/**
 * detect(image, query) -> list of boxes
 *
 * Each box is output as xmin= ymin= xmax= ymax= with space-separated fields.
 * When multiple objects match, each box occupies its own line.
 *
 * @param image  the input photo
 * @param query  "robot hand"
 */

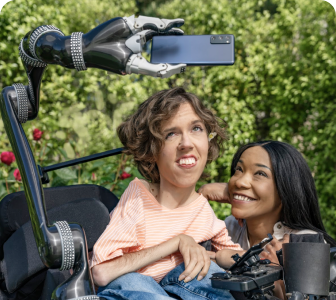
xmin=19 ymin=15 xmax=186 ymax=78
xmin=123 ymin=15 xmax=186 ymax=78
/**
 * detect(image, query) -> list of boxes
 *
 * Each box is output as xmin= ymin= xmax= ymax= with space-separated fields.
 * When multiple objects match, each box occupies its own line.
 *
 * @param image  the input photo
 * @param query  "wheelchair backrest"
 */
xmin=0 ymin=184 xmax=119 ymax=295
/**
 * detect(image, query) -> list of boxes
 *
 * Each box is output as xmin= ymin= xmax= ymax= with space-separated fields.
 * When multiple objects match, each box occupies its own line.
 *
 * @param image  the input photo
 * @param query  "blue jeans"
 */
xmin=97 ymin=261 xmax=234 ymax=300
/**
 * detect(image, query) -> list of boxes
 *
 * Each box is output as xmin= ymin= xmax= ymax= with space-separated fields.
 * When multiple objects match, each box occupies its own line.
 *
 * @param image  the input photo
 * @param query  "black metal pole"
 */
xmin=43 ymin=147 xmax=124 ymax=173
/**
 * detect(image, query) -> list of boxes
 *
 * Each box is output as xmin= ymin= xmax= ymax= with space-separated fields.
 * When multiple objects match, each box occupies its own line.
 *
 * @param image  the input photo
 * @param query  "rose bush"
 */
xmin=0 ymin=152 xmax=15 ymax=166
xmin=120 ymin=171 xmax=131 ymax=180
xmin=33 ymin=129 xmax=43 ymax=141
xmin=1 ymin=0 xmax=335 ymax=238
xmin=0 ymin=0 xmax=141 ymax=200
xmin=13 ymin=169 xmax=21 ymax=182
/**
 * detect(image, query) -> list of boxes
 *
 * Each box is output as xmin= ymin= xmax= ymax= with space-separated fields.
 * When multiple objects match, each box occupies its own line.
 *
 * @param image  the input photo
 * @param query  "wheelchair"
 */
xmin=0 ymin=13 xmax=336 ymax=300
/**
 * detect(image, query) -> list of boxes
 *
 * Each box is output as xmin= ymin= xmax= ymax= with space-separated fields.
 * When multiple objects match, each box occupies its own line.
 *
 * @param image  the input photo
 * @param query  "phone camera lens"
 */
xmin=211 ymin=36 xmax=215 ymax=40
xmin=219 ymin=36 xmax=223 ymax=40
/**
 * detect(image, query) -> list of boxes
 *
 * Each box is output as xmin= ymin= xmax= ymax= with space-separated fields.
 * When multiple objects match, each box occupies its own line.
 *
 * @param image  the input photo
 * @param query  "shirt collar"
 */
xmin=273 ymin=221 xmax=287 ymax=240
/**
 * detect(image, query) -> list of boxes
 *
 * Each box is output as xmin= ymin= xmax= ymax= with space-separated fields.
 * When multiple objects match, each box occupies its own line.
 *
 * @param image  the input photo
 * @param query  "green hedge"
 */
xmin=0 ymin=0 xmax=335 ymax=237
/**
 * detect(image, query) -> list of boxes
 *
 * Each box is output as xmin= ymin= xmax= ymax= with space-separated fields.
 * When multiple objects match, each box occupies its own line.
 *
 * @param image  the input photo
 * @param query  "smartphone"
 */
xmin=150 ymin=35 xmax=235 ymax=66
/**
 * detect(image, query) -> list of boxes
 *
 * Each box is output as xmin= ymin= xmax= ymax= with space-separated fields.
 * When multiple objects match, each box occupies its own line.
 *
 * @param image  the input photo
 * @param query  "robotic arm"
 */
xmin=19 ymin=15 xmax=186 ymax=120
xmin=0 ymin=15 xmax=186 ymax=300
xmin=20 ymin=15 xmax=185 ymax=76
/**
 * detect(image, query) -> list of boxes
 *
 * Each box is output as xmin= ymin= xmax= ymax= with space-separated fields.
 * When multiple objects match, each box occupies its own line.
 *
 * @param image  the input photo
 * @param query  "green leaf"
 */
xmin=51 ymin=176 xmax=68 ymax=187
xmin=0 ymin=183 xmax=7 ymax=200
xmin=89 ymin=160 xmax=106 ymax=172
xmin=54 ymin=168 xmax=77 ymax=181
xmin=99 ymin=176 xmax=114 ymax=183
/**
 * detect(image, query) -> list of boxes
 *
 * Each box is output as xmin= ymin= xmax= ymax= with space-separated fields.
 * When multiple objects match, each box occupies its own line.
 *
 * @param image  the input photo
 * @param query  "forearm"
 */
xmin=21 ymin=17 xmax=132 ymax=72
xmin=92 ymin=235 xmax=180 ymax=286
xmin=215 ymin=249 xmax=246 ymax=269
xmin=273 ymin=280 xmax=286 ymax=300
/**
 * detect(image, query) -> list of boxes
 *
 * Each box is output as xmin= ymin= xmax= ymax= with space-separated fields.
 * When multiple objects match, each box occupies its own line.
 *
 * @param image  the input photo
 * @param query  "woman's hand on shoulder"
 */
xmin=198 ymin=182 xmax=230 ymax=203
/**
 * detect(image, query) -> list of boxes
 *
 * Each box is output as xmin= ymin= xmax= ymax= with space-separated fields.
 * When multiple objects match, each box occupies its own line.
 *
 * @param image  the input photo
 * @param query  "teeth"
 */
xmin=178 ymin=157 xmax=196 ymax=165
xmin=233 ymin=195 xmax=254 ymax=202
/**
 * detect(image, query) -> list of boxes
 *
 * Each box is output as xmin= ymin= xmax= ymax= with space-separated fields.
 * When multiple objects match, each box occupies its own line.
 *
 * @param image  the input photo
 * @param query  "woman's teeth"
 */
xmin=233 ymin=194 xmax=255 ymax=202
xmin=178 ymin=157 xmax=196 ymax=165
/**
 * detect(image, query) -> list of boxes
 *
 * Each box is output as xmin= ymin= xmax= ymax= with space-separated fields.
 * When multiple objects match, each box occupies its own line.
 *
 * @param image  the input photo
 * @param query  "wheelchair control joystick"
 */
xmin=211 ymin=234 xmax=283 ymax=300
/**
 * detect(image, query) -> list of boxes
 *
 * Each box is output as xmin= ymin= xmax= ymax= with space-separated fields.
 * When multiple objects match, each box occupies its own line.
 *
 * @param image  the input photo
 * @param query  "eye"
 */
xmin=235 ymin=166 xmax=243 ymax=173
xmin=255 ymin=170 xmax=268 ymax=178
xmin=165 ymin=132 xmax=176 ymax=139
xmin=192 ymin=125 xmax=203 ymax=132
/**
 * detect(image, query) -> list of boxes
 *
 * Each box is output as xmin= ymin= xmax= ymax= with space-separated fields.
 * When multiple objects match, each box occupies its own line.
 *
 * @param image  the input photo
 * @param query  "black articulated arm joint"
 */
xmin=0 ymin=15 xmax=185 ymax=300
xmin=19 ymin=15 xmax=185 ymax=120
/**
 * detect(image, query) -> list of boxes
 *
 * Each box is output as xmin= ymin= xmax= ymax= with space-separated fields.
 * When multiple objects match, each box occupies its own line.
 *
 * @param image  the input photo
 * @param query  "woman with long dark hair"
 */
xmin=200 ymin=140 xmax=336 ymax=251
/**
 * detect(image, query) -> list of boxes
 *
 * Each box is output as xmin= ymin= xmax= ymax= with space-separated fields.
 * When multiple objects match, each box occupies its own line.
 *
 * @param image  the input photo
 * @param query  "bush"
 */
xmin=1 ymin=0 xmax=335 ymax=237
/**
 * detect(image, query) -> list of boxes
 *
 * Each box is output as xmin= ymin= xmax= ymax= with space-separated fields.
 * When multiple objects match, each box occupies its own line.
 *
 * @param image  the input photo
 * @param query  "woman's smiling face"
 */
xmin=155 ymin=102 xmax=209 ymax=189
xmin=228 ymin=146 xmax=282 ymax=221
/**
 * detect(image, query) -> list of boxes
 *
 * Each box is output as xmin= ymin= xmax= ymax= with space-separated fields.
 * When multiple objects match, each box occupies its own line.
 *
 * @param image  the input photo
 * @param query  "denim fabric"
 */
xmin=159 ymin=262 xmax=234 ymax=300
xmin=97 ymin=272 xmax=174 ymax=300
xmin=97 ymin=262 xmax=234 ymax=300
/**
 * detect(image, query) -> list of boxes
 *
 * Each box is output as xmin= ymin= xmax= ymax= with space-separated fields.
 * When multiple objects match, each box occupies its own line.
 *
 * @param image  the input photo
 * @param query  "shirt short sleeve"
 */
xmin=211 ymin=224 xmax=243 ymax=251
xmin=91 ymin=180 xmax=145 ymax=268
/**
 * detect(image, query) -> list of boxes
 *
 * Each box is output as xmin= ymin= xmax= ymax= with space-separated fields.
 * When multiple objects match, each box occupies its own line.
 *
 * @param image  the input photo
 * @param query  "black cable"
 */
xmin=269 ymin=261 xmax=285 ymax=282
xmin=249 ymin=276 xmax=262 ymax=292
xmin=269 ymin=261 xmax=283 ymax=269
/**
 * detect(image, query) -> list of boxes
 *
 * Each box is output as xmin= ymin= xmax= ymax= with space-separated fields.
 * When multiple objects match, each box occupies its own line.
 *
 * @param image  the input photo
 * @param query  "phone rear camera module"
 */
xmin=210 ymin=35 xmax=231 ymax=44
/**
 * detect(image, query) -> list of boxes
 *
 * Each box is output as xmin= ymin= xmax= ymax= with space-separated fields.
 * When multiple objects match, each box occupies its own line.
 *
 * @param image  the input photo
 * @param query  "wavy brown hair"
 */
xmin=117 ymin=87 xmax=227 ymax=183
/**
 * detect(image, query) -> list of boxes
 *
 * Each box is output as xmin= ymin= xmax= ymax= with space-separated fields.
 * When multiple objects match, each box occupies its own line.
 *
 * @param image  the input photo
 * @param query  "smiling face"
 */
xmin=228 ymin=146 xmax=282 ymax=221
xmin=155 ymin=102 xmax=209 ymax=189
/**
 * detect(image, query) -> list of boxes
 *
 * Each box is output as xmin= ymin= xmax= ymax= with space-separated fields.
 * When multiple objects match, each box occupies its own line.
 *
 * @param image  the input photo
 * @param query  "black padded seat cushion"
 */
xmin=1 ymin=197 xmax=111 ymax=294
xmin=40 ymin=269 xmax=71 ymax=300
xmin=0 ymin=184 xmax=118 ymax=260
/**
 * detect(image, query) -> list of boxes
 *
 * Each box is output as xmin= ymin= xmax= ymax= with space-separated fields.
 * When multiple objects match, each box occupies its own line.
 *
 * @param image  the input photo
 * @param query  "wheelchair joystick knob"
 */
xmin=259 ymin=258 xmax=271 ymax=265
xmin=231 ymin=253 xmax=241 ymax=262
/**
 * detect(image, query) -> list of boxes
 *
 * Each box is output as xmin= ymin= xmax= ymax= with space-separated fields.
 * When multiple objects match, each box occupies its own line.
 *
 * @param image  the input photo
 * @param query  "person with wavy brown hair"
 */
xmin=117 ymin=87 xmax=227 ymax=183
xmin=91 ymin=87 xmax=244 ymax=300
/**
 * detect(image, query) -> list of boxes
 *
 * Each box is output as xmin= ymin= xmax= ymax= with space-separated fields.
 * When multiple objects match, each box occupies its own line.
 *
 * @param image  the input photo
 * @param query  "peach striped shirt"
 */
xmin=91 ymin=178 xmax=242 ymax=282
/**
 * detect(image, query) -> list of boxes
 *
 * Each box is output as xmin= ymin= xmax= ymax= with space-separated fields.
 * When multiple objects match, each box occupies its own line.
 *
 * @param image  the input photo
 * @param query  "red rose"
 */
xmin=13 ymin=169 xmax=22 ymax=181
xmin=120 ymin=171 xmax=131 ymax=180
xmin=0 ymin=151 xmax=15 ymax=166
xmin=33 ymin=128 xmax=43 ymax=141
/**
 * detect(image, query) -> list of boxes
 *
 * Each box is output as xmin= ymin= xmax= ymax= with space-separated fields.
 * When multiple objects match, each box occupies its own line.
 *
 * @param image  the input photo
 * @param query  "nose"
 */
xmin=234 ymin=173 xmax=251 ymax=189
xmin=177 ymin=133 xmax=194 ymax=151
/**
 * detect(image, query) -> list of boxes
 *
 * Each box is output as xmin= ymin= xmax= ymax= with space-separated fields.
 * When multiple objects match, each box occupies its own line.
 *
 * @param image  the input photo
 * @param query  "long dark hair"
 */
xmin=230 ymin=140 xmax=336 ymax=247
